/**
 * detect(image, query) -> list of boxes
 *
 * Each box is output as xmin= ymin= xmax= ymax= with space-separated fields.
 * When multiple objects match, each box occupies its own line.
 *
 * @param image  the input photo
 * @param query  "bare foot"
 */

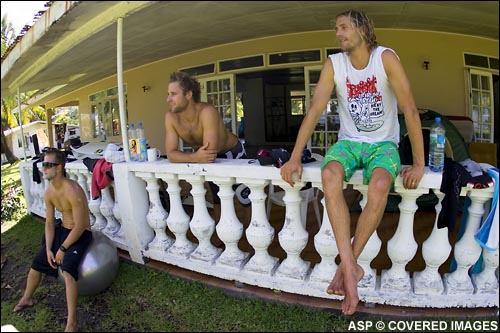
xmin=13 ymin=299 xmax=34 ymax=312
xmin=327 ymin=267 xmax=344 ymax=295
xmin=65 ymin=323 xmax=79 ymax=332
xmin=341 ymin=263 xmax=364 ymax=315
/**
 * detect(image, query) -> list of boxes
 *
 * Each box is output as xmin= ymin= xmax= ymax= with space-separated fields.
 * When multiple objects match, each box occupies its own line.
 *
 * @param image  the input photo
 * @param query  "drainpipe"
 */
xmin=116 ymin=17 xmax=130 ymax=161
xmin=17 ymin=87 xmax=27 ymax=161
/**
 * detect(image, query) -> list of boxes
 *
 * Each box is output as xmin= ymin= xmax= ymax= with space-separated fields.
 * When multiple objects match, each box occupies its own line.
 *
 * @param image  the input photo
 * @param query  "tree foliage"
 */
xmin=2 ymin=13 xmax=47 ymax=163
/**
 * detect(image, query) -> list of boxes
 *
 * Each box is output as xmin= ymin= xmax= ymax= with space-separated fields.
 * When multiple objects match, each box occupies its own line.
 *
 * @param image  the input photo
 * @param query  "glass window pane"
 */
xmin=221 ymin=92 xmax=231 ymax=106
xmin=471 ymin=74 xmax=479 ymax=89
xmin=207 ymin=94 xmax=217 ymax=106
xmin=207 ymin=81 xmax=217 ymax=93
xmin=219 ymin=79 xmax=230 ymax=92
xmin=480 ymin=76 xmax=490 ymax=90
xmin=481 ymin=92 xmax=491 ymax=106
xmin=472 ymin=91 xmax=480 ymax=105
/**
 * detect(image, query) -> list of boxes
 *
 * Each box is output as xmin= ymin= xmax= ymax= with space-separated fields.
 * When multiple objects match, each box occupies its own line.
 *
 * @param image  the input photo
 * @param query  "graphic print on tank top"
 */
xmin=346 ymin=75 xmax=384 ymax=132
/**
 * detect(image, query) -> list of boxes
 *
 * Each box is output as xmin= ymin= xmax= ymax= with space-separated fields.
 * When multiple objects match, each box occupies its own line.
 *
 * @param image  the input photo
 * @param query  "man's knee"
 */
xmin=369 ymin=168 xmax=393 ymax=193
xmin=321 ymin=161 xmax=344 ymax=184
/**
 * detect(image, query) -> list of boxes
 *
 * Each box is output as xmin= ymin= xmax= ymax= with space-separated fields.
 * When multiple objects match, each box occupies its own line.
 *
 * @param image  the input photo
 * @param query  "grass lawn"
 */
xmin=1 ymin=161 xmax=353 ymax=331
xmin=1 ymin=215 xmax=353 ymax=332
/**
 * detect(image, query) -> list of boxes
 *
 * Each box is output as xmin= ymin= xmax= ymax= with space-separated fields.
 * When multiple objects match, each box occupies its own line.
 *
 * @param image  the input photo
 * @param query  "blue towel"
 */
xmin=474 ymin=167 xmax=499 ymax=251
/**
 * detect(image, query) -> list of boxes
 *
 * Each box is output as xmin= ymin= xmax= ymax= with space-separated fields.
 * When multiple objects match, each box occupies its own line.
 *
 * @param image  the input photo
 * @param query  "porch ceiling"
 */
xmin=1 ymin=1 xmax=498 ymax=106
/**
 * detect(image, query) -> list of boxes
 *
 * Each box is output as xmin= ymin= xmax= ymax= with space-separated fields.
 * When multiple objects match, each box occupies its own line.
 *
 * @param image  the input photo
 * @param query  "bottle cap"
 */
xmin=138 ymin=122 xmax=142 ymax=126
xmin=435 ymin=117 xmax=441 ymax=122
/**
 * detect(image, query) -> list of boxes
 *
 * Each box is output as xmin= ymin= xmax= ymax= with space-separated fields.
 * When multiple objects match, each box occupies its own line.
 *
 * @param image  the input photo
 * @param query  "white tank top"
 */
xmin=329 ymin=46 xmax=400 ymax=144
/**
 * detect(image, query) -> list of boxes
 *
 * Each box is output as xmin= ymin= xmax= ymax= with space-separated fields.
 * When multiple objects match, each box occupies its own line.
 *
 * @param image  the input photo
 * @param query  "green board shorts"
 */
xmin=321 ymin=140 xmax=401 ymax=185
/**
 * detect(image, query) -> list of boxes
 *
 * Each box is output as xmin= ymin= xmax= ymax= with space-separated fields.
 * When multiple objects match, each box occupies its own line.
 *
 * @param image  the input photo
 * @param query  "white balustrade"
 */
xmin=353 ymin=185 xmax=382 ymax=291
xmin=274 ymin=179 xmax=310 ymax=280
xmin=184 ymin=175 xmax=221 ymax=263
xmin=243 ymin=179 xmax=278 ymax=275
xmin=209 ymin=176 xmax=249 ymax=269
xmin=414 ymin=190 xmax=450 ymax=295
xmin=309 ymin=196 xmax=339 ymax=284
xmin=136 ymin=172 xmax=173 ymax=252
xmin=18 ymin=159 xmax=497 ymax=309
xmin=381 ymin=187 xmax=428 ymax=292
xmin=445 ymin=189 xmax=493 ymax=294
xmin=161 ymin=173 xmax=195 ymax=258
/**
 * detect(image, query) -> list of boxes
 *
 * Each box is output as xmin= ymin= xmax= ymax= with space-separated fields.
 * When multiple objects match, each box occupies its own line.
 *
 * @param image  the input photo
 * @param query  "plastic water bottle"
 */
xmin=136 ymin=122 xmax=147 ymax=162
xmin=128 ymin=123 xmax=137 ymax=161
xmin=428 ymin=117 xmax=446 ymax=172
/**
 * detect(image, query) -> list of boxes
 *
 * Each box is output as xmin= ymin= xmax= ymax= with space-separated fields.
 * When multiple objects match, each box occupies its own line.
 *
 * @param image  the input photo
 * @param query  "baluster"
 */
xmin=310 ymin=195 xmax=339 ymax=283
xmin=89 ymin=197 xmax=106 ymax=231
xmin=472 ymin=247 xmax=499 ymax=293
xmin=381 ymin=187 xmax=427 ymax=292
xmin=186 ymin=175 xmax=221 ymax=262
xmin=445 ymin=190 xmax=492 ymax=294
xmin=84 ymin=173 xmax=96 ymax=226
xmin=354 ymin=185 xmax=382 ymax=290
xmin=208 ymin=177 xmax=249 ymax=268
xmin=136 ymin=172 xmax=173 ymax=252
xmin=100 ymin=186 xmax=121 ymax=237
xmin=76 ymin=172 xmax=90 ymax=200
xmin=30 ymin=178 xmax=39 ymax=213
xmin=244 ymin=180 xmax=278 ymax=274
xmin=112 ymin=183 xmax=125 ymax=239
xmin=275 ymin=181 xmax=310 ymax=280
xmin=161 ymin=174 xmax=195 ymax=257
xmin=414 ymin=190 xmax=450 ymax=294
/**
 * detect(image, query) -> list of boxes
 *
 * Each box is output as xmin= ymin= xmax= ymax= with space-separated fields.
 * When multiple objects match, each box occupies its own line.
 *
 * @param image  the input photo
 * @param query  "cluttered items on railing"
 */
xmin=70 ymin=142 xmax=114 ymax=159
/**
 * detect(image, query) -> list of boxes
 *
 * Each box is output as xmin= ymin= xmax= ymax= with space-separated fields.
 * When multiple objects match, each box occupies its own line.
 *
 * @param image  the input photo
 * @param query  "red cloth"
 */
xmin=91 ymin=159 xmax=113 ymax=199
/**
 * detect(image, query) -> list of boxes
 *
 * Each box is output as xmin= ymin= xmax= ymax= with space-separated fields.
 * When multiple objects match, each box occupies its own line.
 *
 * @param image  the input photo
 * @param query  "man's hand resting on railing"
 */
xmin=399 ymin=164 xmax=425 ymax=189
xmin=280 ymin=157 xmax=303 ymax=187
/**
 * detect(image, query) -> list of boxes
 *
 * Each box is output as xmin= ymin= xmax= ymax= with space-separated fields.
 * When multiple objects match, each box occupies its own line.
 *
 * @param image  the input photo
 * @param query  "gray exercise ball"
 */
xmin=58 ymin=231 xmax=119 ymax=296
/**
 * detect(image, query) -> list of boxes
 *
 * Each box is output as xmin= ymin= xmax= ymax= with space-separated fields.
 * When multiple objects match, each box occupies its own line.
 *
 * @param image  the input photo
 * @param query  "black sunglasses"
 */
xmin=42 ymin=162 xmax=60 ymax=168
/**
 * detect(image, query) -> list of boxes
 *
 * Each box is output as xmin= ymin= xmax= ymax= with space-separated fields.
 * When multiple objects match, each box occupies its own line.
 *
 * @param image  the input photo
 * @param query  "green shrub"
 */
xmin=1 ymin=179 xmax=25 ymax=222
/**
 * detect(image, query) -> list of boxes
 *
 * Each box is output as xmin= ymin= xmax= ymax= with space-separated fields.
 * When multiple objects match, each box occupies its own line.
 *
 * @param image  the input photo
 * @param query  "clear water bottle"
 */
xmin=136 ymin=122 xmax=147 ymax=162
xmin=428 ymin=117 xmax=446 ymax=172
xmin=128 ymin=123 xmax=137 ymax=161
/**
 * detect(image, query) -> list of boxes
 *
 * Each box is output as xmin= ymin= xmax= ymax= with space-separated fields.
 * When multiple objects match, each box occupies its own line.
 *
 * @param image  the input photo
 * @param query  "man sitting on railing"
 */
xmin=280 ymin=10 xmax=425 ymax=315
xmin=164 ymin=71 xmax=247 ymax=219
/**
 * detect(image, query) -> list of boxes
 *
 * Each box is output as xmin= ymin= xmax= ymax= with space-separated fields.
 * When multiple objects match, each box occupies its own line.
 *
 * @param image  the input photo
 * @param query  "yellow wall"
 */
xmin=46 ymin=29 xmax=498 ymax=155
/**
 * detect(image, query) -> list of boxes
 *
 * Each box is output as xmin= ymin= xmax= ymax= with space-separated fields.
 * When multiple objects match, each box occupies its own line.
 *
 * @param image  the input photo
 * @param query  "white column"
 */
xmin=185 ymin=175 xmax=221 ymax=263
xmin=310 ymin=195 xmax=339 ymax=283
xmin=76 ymin=172 xmax=90 ymax=201
xmin=84 ymin=173 xmax=96 ymax=226
xmin=209 ymin=177 xmax=249 ymax=269
xmin=100 ymin=186 xmax=121 ymax=237
xmin=354 ymin=185 xmax=382 ymax=290
xmin=244 ymin=179 xmax=278 ymax=274
xmin=275 ymin=180 xmax=310 ymax=280
xmin=162 ymin=174 xmax=195 ymax=258
xmin=112 ymin=183 xmax=125 ymax=240
xmin=381 ymin=188 xmax=427 ymax=292
xmin=89 ymin=197 xmax=106 ymax=231
xmin=445 ymin=190 xmax=492 ymax=294
xmin=136 ymin=172 xmax=173 ymax=252
xmin=414 ymin=190 xmax=450 ymax=295
xmin=472 ymin=247 xmax=499 ymax=293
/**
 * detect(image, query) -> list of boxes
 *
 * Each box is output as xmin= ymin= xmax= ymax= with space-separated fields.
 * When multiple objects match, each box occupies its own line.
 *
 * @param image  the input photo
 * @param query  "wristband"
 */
xmin=59 ymin=245 xmax=67 ymax=252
